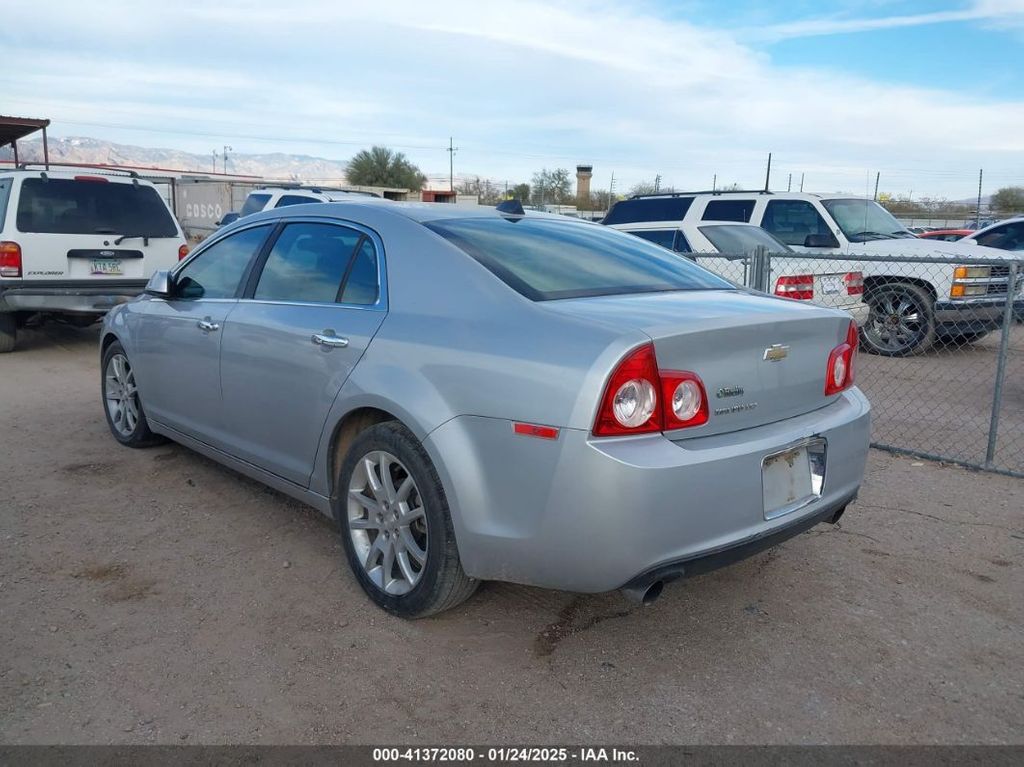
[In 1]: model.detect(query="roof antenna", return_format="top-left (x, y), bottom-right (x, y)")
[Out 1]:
top-left (496, 199), bottom-right (525, 216)
top-left (763, 152), bottom-right (772, 193)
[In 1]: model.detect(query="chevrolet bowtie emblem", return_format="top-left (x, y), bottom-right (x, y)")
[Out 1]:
top-left (763, 344), bottom-right (789, 361)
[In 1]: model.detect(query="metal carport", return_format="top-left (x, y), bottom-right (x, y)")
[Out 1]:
top-left (0, 115), bottom-right (51, 168)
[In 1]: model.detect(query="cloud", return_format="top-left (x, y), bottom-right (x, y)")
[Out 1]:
top-left (1, 0), bottom-right (1022, 195)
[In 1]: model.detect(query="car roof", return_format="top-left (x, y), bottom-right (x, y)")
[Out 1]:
top-left (0, 169), bottom-right (156, 185)
top-left (242, 199), bottom-right (586, 226)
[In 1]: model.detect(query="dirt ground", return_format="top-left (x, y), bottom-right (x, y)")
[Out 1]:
top-left (1, 323), bottom-right (1022, 745)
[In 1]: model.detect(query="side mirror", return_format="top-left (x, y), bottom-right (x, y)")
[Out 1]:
top-left (145, 269), bottom-right (174, 298)
top-left (804, 233), bottom-right (840, 249)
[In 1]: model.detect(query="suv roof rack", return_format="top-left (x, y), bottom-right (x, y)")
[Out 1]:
top-left (256, 182), bottom-right (353, 194)
top-left (629, 189), bottom-right (775, 200)
top-left (12, 160), bottom-right (140, 179)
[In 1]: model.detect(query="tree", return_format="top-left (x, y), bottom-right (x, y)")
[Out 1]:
top-left (991, 186), bottom-right (1024, 216)
top-left (510, 183), bottom-right (530, 202)
top-left (531, 168), bottom-right (572, 205)
top-left (345, 146), bottom-right (427, 191)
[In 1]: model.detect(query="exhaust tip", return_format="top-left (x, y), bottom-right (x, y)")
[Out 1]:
top-left (622, 579), bottom-right (665, 605)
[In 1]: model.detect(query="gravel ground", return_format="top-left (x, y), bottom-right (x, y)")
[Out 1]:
top-left (1, 323), bottom-right (1022, 745)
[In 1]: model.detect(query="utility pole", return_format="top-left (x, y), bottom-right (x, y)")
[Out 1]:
top-left (799, 172), bottom-right (805, 192)
top-left (654, 174), bottom-right (661, 193)
top-left (222, 145), bottom-right (232, 174)
top-left (447, 137), bottom-right (458, 193)
top-left (873, 171), bottom-right (880, 201)
top-left (609, 171), bottom-right (616, 202)
top-left (787, 173), bottom-right (792, 192)
top-left (763, 152), bottom-right (772, 192)
top-left (211, 150), bottom-right (218, 174)
top-left (712, 174), bottom-right (716, 192)
top-left (976, 168), bottom-right (984, 227)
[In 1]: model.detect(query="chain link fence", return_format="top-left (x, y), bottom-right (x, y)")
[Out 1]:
top-left (691, 250), bottom-right (1024, 477)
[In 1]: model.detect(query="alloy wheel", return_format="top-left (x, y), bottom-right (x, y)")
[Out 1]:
top-left (104, 353), bottom-right (140, 437)
top-left (865, 289), bottom-right (927, 354)
top-left (347, 450), bottom-right (429, 595)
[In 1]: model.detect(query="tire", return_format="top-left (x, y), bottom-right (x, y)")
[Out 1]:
top-left (0, 313), bottom-right (15, 353)
top-left (861, 283), bottom-right (937, 357)
top-left (939, 330), bottom-right (990, 347)
top-left (101, 341), bottom-right (164, 448)
top-left (335, 421), bottom-right (478, 618)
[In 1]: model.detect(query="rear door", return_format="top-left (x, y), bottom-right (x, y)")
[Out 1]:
top-left (218, 219), bottom-right (387, 485)
top-left (13, 176), bottom-right (184, 282)
top-left (133, 224), bottom-right (273, 445)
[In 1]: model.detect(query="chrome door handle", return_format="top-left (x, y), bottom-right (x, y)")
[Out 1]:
top-left (197, 319), bottom-right (220, 332)
top-left (311, 332), bottom-right (349, 348)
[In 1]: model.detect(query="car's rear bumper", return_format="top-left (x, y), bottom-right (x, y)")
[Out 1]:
top-left (425, 388), bottom-right (871, 593)
top-left (0, 280), bottom-right (147, 315)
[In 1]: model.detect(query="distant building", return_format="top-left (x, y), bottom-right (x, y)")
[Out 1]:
top-left (576, 164), bottom-right (593, 201)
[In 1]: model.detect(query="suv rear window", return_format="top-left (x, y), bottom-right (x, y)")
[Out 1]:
top-left (603, 197), bottom-right (694, 225)
top-left (16, 178), bottom-right (178, 237)
top-left (426, 217), bottom-right (730, 301)
top-left (701, 199), bottom-right (755, 223)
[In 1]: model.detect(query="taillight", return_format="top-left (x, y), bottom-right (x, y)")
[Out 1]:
top-left (0, 241), bottom-right (22, 278)
top-left (178, 244), bottom-right (190, 261)
top-left (775, 274), bottom-right (814, 300)
top-left (844, 271), bottom-right (864, 295)
top-left (73, 175), bottom-right (109, 183)
top-left (825, 320), bottom-right (859, 395)
top-left (592, 343), bottom-right (708, 436)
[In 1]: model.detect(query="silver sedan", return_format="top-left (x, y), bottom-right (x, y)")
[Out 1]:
top-left (100, 201), bottom-right (870, 617)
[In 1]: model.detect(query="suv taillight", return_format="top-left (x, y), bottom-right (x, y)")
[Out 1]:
top-left (775, 274), bottom-right (814, 300)
top-left (178, 244), bottom-right (190, 261)
top-left (844, 271), bottom-right (864, 295)
top-left (0, 242), bottom-right (22, 278)
top-left (825, 320), bottom-right (859, 396)
top-left (592, 343), bottom-right (708, 436)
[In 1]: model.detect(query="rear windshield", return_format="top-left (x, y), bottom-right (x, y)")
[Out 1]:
top-left (425, 217), bottom-right (732, 301)
top-left (698, 224), bottom-right (792, 254)
top-left (603, 197), bottom-right (693, 225)
top-left (240, 193), bottom-right (271, 217)
top-left (16, 178), bottom-right (178, 237)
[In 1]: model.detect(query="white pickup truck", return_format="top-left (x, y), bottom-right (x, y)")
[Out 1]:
top-left (604, 191), bottom-right (1023, 355)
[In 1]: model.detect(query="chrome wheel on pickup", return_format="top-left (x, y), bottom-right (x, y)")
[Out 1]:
top-left (861, 283), bottom-right (937, 357)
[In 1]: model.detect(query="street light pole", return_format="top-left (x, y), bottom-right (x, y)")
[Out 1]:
top-left (223, 145), bottom-right (233, 174)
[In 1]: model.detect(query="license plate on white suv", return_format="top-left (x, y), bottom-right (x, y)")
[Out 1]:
top-left (90, 259), bottom-right (123, 275)
top-left (819, 274), bottom-right (843, 295)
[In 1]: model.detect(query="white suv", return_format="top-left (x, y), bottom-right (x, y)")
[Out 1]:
top-left (605, 191), bottom-right (1022, 355)
top-left (237, 186), bottom-right (379, 219)
top-left (0, 169), bottom-right (187, 352)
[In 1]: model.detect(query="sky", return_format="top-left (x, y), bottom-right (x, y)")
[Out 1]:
top-left (2, 0), bottom-right (1023, 198)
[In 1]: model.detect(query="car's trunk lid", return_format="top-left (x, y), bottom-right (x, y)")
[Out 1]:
top-left (545, 289), bottom-right (852, 438)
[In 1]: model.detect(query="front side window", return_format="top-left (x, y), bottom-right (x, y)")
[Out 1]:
top-left (16, 178), bottom-right (178, 237)
top-left (239, 193), bottom-right (271, 217)
top-left (821, 198), bottom-right (913, 242)
top-left (275, 195), bottom-right (322, 208)
top-left (426, 217), bottom-right (730, 301)
top-left (761, 200), bottom-right (832, 247)
top-left (628, 229), bottom-right (677, 251)
top-left (176, 225), bottom-right (271, 300)
top-left (254, 223), bottom-right (364, 303)
top-left (698, 224), bottom-right (792, 254)
top-left (701, 199), bottom-right (755, 223)
top-left (974, 222), bottom-right (1024, 251)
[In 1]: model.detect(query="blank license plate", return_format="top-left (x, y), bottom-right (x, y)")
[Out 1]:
top-left (762, 446), bottom-right (814, 519)
top-left (819, 275), bottom-right (843, 295)
top-left (90, 259), bottom-right (123, 275)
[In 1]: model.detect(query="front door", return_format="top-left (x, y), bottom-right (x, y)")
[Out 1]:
top-left (134, 224), bottom-right (273, 446)
top-left (218, 221), bottom-right (387, 485)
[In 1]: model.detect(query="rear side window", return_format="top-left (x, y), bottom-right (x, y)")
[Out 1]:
top-left (701, 199), bottom-right (755, 223)
top-left (426, 217), bottom-right (730, 301)
top-left (16, 178), bottom-right (178, 236)
top-left (176, 225), bottom-right (270, 300)
top-left (0, 179), bottom-right (11, 232)
top-left (275, 195), bottom-right (322, 208)
top-left (761, 200), bottom-right (831, 246)
top-left (239, 193), bottom-right (271, 217)
top-left (603, 197), bottom-right (694, 225)
top-left (254, 223), bottom-right (362, 303)
top-left (339, 238), bottom-right (380, 305)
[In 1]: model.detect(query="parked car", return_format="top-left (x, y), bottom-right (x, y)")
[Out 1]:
top-left (605, 191), bottom-right (1023, 356)
top-left (918, 229), bottom-right (973, 242)
top-left (960, 217), bottom-right (1024, 252)
top-left (608, 220), bottom-right (868, 325)
top-left (238, 186), bottom-right (380, 218)
top-left (100, 201), bottom-right (870, 617)
top-left (216, 211), bottom-right (240, 227)
top-left (0, 169), bottom-right (188, 352)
